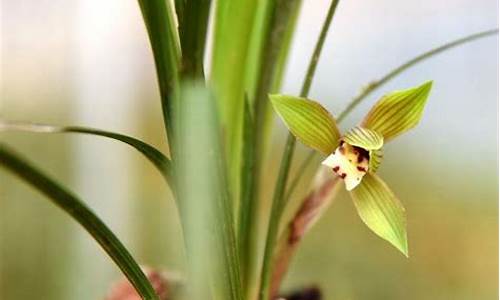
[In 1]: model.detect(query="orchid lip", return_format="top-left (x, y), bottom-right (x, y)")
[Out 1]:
top-left (321, 141), bottom-right (370, 191)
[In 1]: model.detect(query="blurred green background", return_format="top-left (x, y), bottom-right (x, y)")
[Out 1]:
top-left (1, 0), bottom-right (497, 299)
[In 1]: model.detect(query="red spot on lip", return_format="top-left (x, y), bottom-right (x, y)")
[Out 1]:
top-left (354, 146), bottom-right (370, 163)
top-left (340, 173), bottom-right (347, 179)
top-left (357, 166), bottom-right (367, 172)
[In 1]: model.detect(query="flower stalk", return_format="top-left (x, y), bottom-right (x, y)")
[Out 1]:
top-left (259, 1), bottom-right (341, 299)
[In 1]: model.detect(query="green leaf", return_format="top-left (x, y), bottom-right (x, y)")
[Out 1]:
top-left (137, 0), bottom-right (180, 139)
top-left (174, 81), bottom-right (242, 300)
top-left (211, 0), bottom-right (259, 226)
top-left (238, 96), bottom-right (255, 287)
top-left (350, 172), bottom-right (408, 256)
top-left (271, 0), bottom-right (302, 93)
top-left (361, 81), bottom-right (433, 141)
top-left (0, 121), bottom-right (172, 185)
top-left (178, 0), bottom-right (211, 78)
top-left (242, 0), bottom-right (302, 290)
top-left (343, 126), bottom-right (384, 150)
top-left (0, 144), bottom-right (159, 300)
top-left (271, 95), bottom-right (340, 155)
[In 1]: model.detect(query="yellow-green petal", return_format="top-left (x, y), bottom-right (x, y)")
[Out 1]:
top-left (350, 172), bottom-right (408, 256)
top-left (271, 94), bottom-right (341, 154)
top-left (343, 127), bottom-right (384, 150)
top-left (361, 81), bottom-right (433, 142)
top-left (368, 148), bottom-right (383, 173)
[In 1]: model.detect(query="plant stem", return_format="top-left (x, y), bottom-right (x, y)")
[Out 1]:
top-left (0, 144), bottom-right (159, 300)
top-left (285, 28), bottom-right (499, 199)
top-left (259, 1), bottom-right (340, 299)
top-left (284, 150), bottom-right (316, 200)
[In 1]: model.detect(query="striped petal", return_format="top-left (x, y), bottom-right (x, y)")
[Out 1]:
top-left (343, 127), bottom-right (384, 150)
top-left (361, 81), bottom-right (433, 142)
top-left (368, 148), bottom-right (383, 173)
top-left (350, 172), bottom-right (408, 256)
top-left (271, 94), bottom-right (341, 154)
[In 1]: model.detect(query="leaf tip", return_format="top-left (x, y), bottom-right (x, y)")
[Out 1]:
top-left (419, 80), bottom-right (433, 97)
top-left (395, 235), bottom-right (409, 258)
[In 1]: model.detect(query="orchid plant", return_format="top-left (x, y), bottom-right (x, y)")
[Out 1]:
top-left (271, 81), bottom-right (433, 256)
top-left (0, 0), bottom-right (496, 299)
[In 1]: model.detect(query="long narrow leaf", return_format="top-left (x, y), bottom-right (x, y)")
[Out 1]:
top-left (174, 0), bottom-right (185, 37)
top-left (238, 96), bottom-right (255, 288)
top-left (337, 28), bottom-right (498, 122)
top-left (270, 0), bottom-right (302, 92)
top-left (0, 144), bottom-right (159, 300)
top-left (0, 121), bottom-right (172, 185)
top-left (137, 0), bottom-right (181, 140)
top-left (244, 0), bottom-right (302, 292)
top-left (179, 0), bottom-right (211, 77)
top-left (252, 0), bottom-right (300, 138)
top-left (259, 134), bottom-right (296, 300)
top-left (211, 0), bottom-right (259, 212)
top-left (174, 81), bottom-right (242, 300)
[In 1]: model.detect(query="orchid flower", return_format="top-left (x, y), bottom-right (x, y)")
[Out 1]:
top-left (270, 81), bottom-right (433, 256)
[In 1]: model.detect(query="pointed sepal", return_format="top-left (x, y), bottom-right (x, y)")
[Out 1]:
top-left (271, 94), bottom-right (341, 154)
top-left (349, 172), bottom-right (408, 256)
top-left (361, 81), bottom-right (433, 142)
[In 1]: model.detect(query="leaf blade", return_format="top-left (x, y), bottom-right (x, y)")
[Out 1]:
top-left (179, 0), bottom-right (211, 77)
top-left (238, 96), bottom-right (256, 287)
top-left (0, 121), bottom-right (172, 185)
top-left (174, 81), bottom-right (242, 300)
top-left (350, 172), bottom-right (408, 256)
top-left (137, 0), bottom-right (180, 139)
top-left (0, 144), bottom-right (159, 300)
top-left (271, 95), bottom-right (340, 155)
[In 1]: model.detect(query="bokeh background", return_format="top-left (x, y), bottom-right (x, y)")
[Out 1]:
top-left (1, 0), bottom-right (498, 299)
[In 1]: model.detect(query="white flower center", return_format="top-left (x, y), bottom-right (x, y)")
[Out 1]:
top-left (321, 141), bottom-right (369, 191)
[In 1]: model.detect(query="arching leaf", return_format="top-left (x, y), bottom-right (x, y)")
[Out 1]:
top-left (0, 144), bottom-right (159, 299)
